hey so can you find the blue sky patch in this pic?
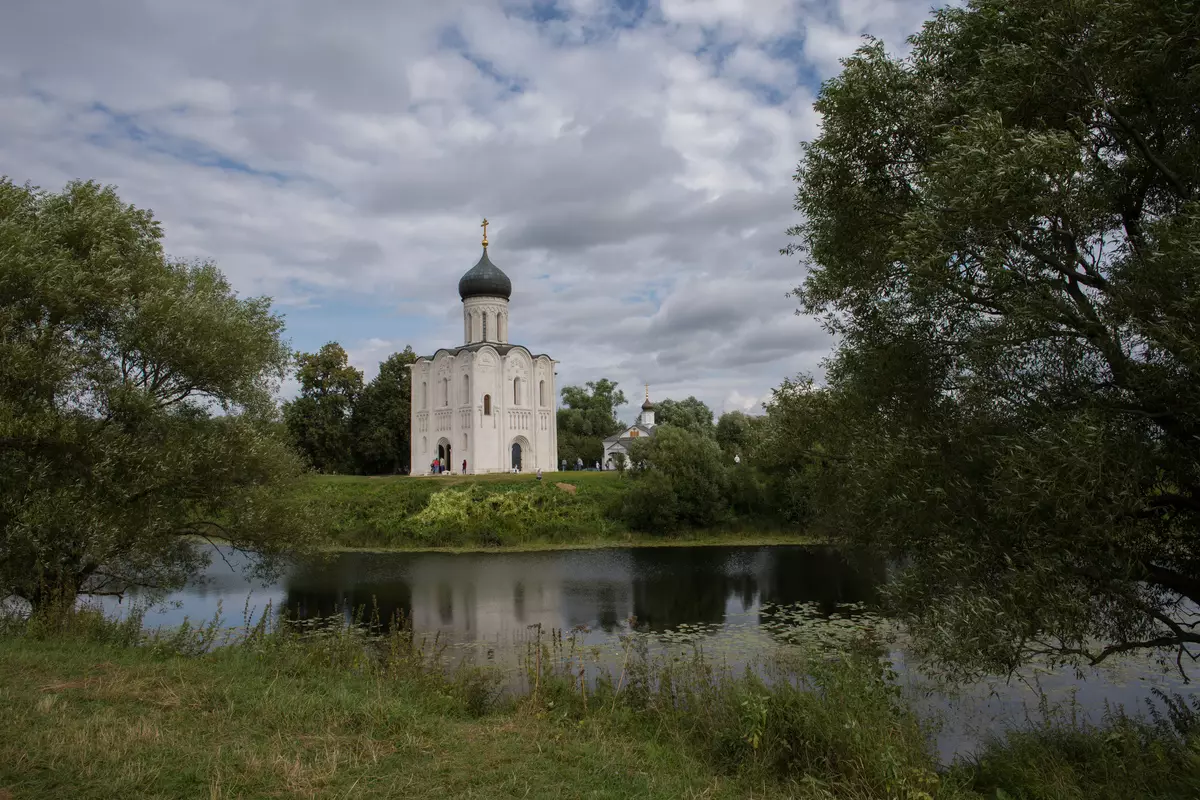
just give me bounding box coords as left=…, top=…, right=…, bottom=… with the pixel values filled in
left=86, top=102, right=289, bottom=183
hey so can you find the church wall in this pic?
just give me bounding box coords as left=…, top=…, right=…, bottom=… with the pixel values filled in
left=471, top=346, right=504, bottom=472
left=409, top=360, right=432, bottom=472
left=408, top=349, right=559, bottom=474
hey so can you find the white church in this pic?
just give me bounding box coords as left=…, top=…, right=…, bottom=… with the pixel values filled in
left=408, top=221, right=559, bottom=474
left=602, top=389, right=657, bottom=468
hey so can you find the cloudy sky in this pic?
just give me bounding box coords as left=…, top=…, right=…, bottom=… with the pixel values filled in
left=1, top=0, right=937, bottom=421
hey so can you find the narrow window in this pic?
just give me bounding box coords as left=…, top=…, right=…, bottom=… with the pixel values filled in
left=442, top=377, right=449, bottom=407
left=482, top=314, right=488, bottom=341
left=539, top=379, right=546, bottom=406
left=421, top=381, right=427, bottom=409
left=513, top=377, right=521, bottom=405
left=462, top=373, right=470, bottom=405
left=483, top=394, right=491, bottom=415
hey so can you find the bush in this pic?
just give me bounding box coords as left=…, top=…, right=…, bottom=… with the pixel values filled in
left=725, top=463, right=770, bottom=519
left=403, top=482, right=614, bottom=546
left=624, top=426, right=729, bottom=530
left=621, top=470, right=679, bottom=532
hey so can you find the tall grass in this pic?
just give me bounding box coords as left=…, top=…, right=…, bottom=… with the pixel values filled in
left=4, top=603, right=1199, bottom=798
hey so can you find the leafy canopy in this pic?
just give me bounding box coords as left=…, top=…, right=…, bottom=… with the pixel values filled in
left=557, top=379, right=626, bottom=465
left=351, top=347, right=417, bottom=475
left=283, top=342, right=363, bottom=473
left=625, top=426, right=728, bottom=531
left=0, top=178, right=317, bottom=607
left=787, top=0, right=1200, bottom=676
left=654, top=396, right=715, bottom=436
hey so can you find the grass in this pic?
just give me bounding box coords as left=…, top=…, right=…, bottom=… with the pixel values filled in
left=288, top=472, right=810, bottom=551
left=0, top=639, right=748, bottom=799
left=3, top=607, right=1198, bottom=799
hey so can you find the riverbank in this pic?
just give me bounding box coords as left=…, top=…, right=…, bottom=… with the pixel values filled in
left=3, top=611, right=1196, bottom=799
left=289, top=472, right=803, bottom=551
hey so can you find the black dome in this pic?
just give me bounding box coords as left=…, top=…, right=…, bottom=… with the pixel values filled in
left=458, top=247, right=512, bottom=300
left=641, top=399, right=655, bottom=411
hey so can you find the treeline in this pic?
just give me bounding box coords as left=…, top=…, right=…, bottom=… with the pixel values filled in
left=553, top=378, right=810, bottom=532
left=282, top=342, right=416, bottom=475
left=554, top=380, right=761, bottom=466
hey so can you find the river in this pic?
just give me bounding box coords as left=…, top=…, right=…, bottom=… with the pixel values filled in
left=89, top=542, right=1192, bottom=764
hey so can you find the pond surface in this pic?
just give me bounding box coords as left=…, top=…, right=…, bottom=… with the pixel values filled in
left=93, top=543, right=1192, bottom=764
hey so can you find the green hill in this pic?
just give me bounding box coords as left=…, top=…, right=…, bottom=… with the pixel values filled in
left=287, top=472, right=803, bottom=550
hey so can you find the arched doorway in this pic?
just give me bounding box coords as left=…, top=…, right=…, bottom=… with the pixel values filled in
left=437, top=438, right=452, bottom=472
left=510, top=436, right=531, bottom=473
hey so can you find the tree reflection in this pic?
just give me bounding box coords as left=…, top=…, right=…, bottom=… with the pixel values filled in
left=759, top=546, right=884, bottom=613
left=283, top=555, right=414, bottom=631
left=629, top=547, right=743, bottom=631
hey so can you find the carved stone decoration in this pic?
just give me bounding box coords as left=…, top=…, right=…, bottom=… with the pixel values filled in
left=410, top=236, right=558, bottom=474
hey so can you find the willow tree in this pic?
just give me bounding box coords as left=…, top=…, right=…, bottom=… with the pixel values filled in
left=0, top=179, right=318, bottom=609
left=787, top=0, right=1200, bottom=677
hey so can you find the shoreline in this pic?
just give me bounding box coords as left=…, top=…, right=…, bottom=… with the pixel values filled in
left=319, top=531, right=824, bottom=555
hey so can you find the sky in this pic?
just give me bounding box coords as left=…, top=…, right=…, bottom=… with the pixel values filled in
left=0, top=0, right=938, bottom=422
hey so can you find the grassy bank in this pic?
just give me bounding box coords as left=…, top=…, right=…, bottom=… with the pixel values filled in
left=2, top=609, right=1198, bottom=799
left=288, top=472, right=805, bottom=550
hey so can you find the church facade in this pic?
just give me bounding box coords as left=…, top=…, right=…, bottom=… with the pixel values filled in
left=602, top=390, right=656, bottom=468
left=409, top=221, right=559, bottom=474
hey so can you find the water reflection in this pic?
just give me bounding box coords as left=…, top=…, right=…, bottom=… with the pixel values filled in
left=88, top=543, right=1191, bottom=765
left=278, top=545, right=880, bottom=641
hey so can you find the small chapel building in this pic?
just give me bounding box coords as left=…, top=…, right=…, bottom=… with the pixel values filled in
left=408, top=221, right=559, bottom=474
left=602, top=389, right=657, bottom=468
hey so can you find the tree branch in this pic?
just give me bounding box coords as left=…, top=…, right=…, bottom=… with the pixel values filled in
left=1101, top=107, right=1191, bottom=200
left=1143, top=563, right=1200, bottom=608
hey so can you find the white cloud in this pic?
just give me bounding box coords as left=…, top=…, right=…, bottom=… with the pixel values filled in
left=0, top=0, right=938, bottom=415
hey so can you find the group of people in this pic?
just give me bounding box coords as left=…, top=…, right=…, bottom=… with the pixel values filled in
left=559, top=457, right=603, bottom=471
left=428, top=458, right=468, bottom=475
left=432, top=455, right=643, bottom=476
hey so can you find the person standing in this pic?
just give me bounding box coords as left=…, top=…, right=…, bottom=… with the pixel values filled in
left=536, top=467, right=543, bottom=481
left=462, top=459, right=467, bottom=474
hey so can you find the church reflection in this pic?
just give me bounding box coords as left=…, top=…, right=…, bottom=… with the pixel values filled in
left=280, top=545, right=885, bottom=643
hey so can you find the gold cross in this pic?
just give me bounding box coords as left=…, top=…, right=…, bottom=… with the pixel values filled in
left=481, top=218, right=489, bottom=247
left=645, top=384, right=649, bottom=401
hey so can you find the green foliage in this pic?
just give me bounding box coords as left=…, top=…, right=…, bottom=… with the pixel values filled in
left=715, top=410, right=756, bottom=457
left=624, top=427, right=728, bottom=531
left=754, top=377, right=835, bottom=526
left=351, top=347, right=417, bottom=474
left=556, top=378, right=626, bottom=466
left=654, top=396, right=715, bottom=436
left=289, top=473, right=633, bottom=548
left=622, top=470, right=680, bottom=532
left=785, top=0, right=1200, bottom=676
left=404, top=482, right=615, bottom=546
left=0, top=178, right=318, bottom=609
left=286, top=472, right=801, bottom=549
left=968, top=708, right=1200, bottom=800
left=283, top=342, right=363, bottom=473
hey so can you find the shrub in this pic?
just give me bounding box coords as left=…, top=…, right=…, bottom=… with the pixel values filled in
left=621, top=470, right=680, bottom=532
left=624, top=426, right=729, bottom=530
